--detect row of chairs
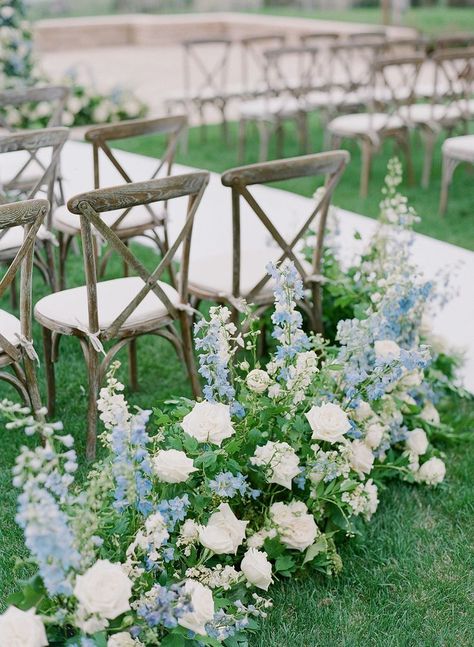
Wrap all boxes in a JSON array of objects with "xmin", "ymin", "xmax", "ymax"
[{"xmin": 0, "ymin": 114, "xmax": 349, "ymax": 458}]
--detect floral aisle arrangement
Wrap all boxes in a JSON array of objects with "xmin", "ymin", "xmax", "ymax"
[
  {"xmin": 0, "ymin": 0, "xmax": 148, "ymax": 127},
  {"xmin": 0, "ymin": 160, "xmax": 466, "ymax": 646}
]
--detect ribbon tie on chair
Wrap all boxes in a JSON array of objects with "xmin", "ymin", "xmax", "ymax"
[
  {"xmin": 15, "ymin": 334, "xmax": 40, "ymax": 365},
  {"xmin": 74, "ymin": 321, "xmax": 106, "ymax": 355}
]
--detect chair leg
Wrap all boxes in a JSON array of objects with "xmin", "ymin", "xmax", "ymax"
[
  {"xmin": 86, "ymin": 344, "xmax": 100, "ymax": 461},
  {"xmin": 257, "ymin": 120, "xmax": 271, "ymax": 162},
  {"xmin": 42, "ymin": 327, "xmax": 56, "ymax": 416},
  {"xmin": 276, "ymin": 122, "xmax": 284, "ymax": 158},
  {"xmin": 420, "ymin": 128, "xmax": 436, "ymax": 189},
  {"xmin": 23, "ymin": 355, "xmax": 43, "ymax": 416},
  {"xmin": 179, "ymin": 310, "xmax": 201, "ymax": 399},
  {"xmin": 359, "ymin": 139, "xmax": 372, "ymax": 198},
  {"xmin": 128, "ymin": 338, "xmax": 138, "ymax": 391},
  {"xmin": 10, "ymin": 274, "xmax": 18, "ymax": 310},
  {"xmin": 238, "ymin": 118, "xmax": 247, "ymax": 163},
  {"xmin": 439, "ymin": 154, "xmax": 460, "ymax": 217},
  {"xmin": 297, "ymin": 112, "xmax": 309, "ymax": 154},
  {"xmin": 397, "ymin": 128, "xmax": 415, "ymax": 187}
]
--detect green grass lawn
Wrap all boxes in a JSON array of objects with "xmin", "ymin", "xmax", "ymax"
[{"xmin": 0, "ymin": 121, "xmax": 473, "ymax": 646}]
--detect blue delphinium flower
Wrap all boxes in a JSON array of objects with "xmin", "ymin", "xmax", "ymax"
[
  {"xmin": 137, "ymin": 583, "xmax": 192, "ymax": 629},
  {"xmin": 157, "ymin": 494, "xmax": 190, "ymax": 530},
  {"xmin": 209, "ymin": 471, "xmax": 251, "ymax": 498}
]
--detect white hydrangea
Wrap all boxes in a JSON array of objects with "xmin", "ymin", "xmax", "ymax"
[{"xmin": 342, "ymin": 479, "xmax": 379, "ymax": 520}]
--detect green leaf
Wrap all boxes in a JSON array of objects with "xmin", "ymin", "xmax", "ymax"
[
  {"xmin": 275, "ymin": 555, "xmax": 296, "ymax": 573},
  {"xmin": 161, "ymin": 634, "xmax": 186, "ymax": 647},
  {"xmin": 303, "ymin": 535, "xmax": 328, "ymax": 565},
  {"xmin": 6, "ymin": 574, "xmax": 45, "ymax": 610}
]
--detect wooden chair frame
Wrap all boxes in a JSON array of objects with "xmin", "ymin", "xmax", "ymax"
[
  {"xmin": 0, "ymin": 127, "xmax": 69, "ymax": 291},
  {"xmin": 240, "ymin": 34, "xmax": 287, "ymax": 96},
  {"xmin": 0, "ymin": 199, "xmax": 48, "ymax": 411},
  {"xmin": 37, "ymin": 172, "xmax": 209, "ymax": 458},
  {"xmin": 57, "ymin": 115, "xmax": 187, "ymax": 287},
  {"xmin": 299, "ymin": 31, "xmax": 340, "ymax": 47},
  {"xmin": 191, "ymin": 151, "xmax": 349, "ymax": 334}
]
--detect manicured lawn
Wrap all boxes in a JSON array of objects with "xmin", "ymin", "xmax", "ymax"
[{"xmin": 0, "ymin": 122, "xmax": 472, "ymax": 647}]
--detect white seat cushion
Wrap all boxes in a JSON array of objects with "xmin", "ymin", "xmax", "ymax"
[
  {"xmin": 0, "ymin": 309, "xmax": 21, "ymax": 353},
  {"xmin": 240, "ymin": 96, "xmax": 302, "ymax": 120},
  {"xmin": 398, "ymin": 102, "xmax": 464, "ymax": 125},
  {"xmin": 52, "ymin": 204, "xmax": 160, "ymax": 236},
  {"xmin": 442, "ymin": 135, "xmax": 474, "ymax": 164},
  {"xmin": 328, "ymin": 112, "xmax": 403, "ymax": 137},
  {"xmin": 0, "ymin": 225, "xmax": 52, "ymax": 258},
  {"xmin": 188, "ymin": 250, "xmax": 311, "ymax": 300},
  {"xmin": 34, "ymin": 276, "xmax": 180, "ymax": 333}
]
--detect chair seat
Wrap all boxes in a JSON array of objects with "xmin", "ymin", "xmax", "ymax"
[
  {"xmin": 34, "ymin": 276, "xmax": 180, "ymax": 334},
  {"xmin": 188, "ymin": 251, "xmax": 311, "ymax": 301},
  {"xmin": 328, "ymin": 112, "xmax": 404, "ymax": 137},
  {"xmin": 0, "ymin": 225, "xmax": 52, "ymax": 259},
  {"xmin": 442, "ymin": 135, "xmax": 474, "ymax": 164},
  {"xmin": 52, "ymin": 204, "xmax": 161, "ymax": 237},
  {"xmin": 398, "ymin": 102, "xmax": 464, "ymax": 125},
  {"xmin": 0, "ymin": 309, "xmax": 21, "ymax": 353},
  {"xmin": 240, "ymin": 96, "xmax": 302, "ymax": 120}
]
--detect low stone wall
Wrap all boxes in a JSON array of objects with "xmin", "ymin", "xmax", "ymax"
[{"xmin": 34, "ymin": 12, "xmax": 415, "ymax": 52}]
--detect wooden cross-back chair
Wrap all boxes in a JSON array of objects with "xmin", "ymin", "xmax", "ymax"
[
  {"xmin": 240, "ymin": 33, "xmax": 286, "ymax": 97},
  {"xmin": 188, "ymin": 150, "xmax": 349, "ymax": 334},
  {"xmin": 238, "ymin": 46, "xmax": 318, "ymax": 162},
  {"xmin": 299, "ymin": 31, "xmax": 340, "ymax": 47},
  {"xmin": 346, "ymin": 30, "xmax": 387, "ymax": 44},
  {"xmin": 53, "ymin": 115, "xmax": 188, "ymax": 288},
  {"xmin": 0, "ymin": 127, "xmax": 69, "ymax": 291},
  {"xmin": 327, "ymin": 54, "xmax": 421, "ymax": 196},
  {"xmin": 0, "ymin": 85, "xmax": 70, "ymax": 203},
  {"xmin": 0, "ymin": 198, "xmax": 48, "ymax": 412},
  {"xmin": 400, "ymin": 47, "xmax": 474, "ymax": 187},
  {"xmin": 35, "ymin": 171, "xmax": 209, "ymax": 458}
]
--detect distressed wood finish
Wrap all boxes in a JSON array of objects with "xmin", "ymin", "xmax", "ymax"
[
  {"xmin": 190, "ymin": 151, "xmax": 349, "ymax": 335},
  {"xmin": 37, "ymin": 172, "xmax": 209, "ymax": 459},
  {"xmin": 0, "ymin": 199, "xmax": 48, "ymax": 413}
]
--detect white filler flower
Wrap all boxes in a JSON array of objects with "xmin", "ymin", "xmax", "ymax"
[
  {"xmin": 178, "ymin": 580, "xmax": 215, "ymax": 636},
  {"xmin": 152, "ymin": 449, "xmax": 197, "ymax": 483},
  {"xmin": 74, "ymin": 560, "xmax": 132, "ymax": 619},
  {"xmin": 305, "ymin": 402, "xmax": 351, "ymax": 443},
  {"xmin": 0, "ymin": 606, "xmax": 48, "ymax": 647},
  {"xmin": 241, "ymin": 548, "xmax": 272, "ymax": 590},
  {"xmin": 181, "ymin": 401, "xmax": 234, "ymax": 446}
]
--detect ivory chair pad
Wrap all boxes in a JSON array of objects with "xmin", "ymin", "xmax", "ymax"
[
  {"xmin": 0, "ymin": 224, "xmax": 53, "ymax": 256},
  {"xmin": 34, "ymin": 276, "xmax": 180, "ymax": 333},
  {"xmin": 328, "ymin": 112, "xmax": 404, "ymax": 137},
  {"xmin": 442, "ymin": 135, "xmax": 474, "ymax": 163},
  {"xmin": 239, "ymin": 96, "xmax": 302, "ymax": 120},
  {"xmin": 52, "ymin": 204, "xmax": 160, "ymax": 236},
  {"xmin": 0, "ymin": 309, "xmax": 21, "ymax": 352},
  {"xmin": 188, "ymin": 250, "xmax": 312, "ymax": 300},
  {"xmin": 398, "ymin": 103, "xmax": 463, "ymax": 124}
]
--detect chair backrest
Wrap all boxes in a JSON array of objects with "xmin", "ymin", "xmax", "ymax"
[
  {"xmin": 221, "ymin": 150, "xmax": 349, "ymax": 303},
  {"xmin": 263, "ymin": 46, "xmax": 329, "ymax": 99},
  {"xmin": 328, "ymin": 41, "xmax": 384, "ymax": 96},
  {"xmin": 67, "ymin": 172, "xmax": 209, "ymax": 341},
  {"xmin": 85, "ymin": 115, "xmax": 187, "ymax": 231},
  {"xmin": 373, "ymin": 54, "xmax": 425, "ymax": 121},
  {"xmin": 382, "ymin": 37, "xmax": 428, "ymax": 58},
  {"xmin": 240, "ymin": 34, "xmax": 286, "ymax": 93},
  {"xmin": 0, "ymin": 85, "xmax": 70, "ymax": 131},
  {"xmin": 182, "ymin": 38, "xmax": 232, "ymax": 100},
  {"xmin": 0, "ymin": 127, "xmax": 69, "ymax": 229},
  {"xmin": 299, "ymin": 31, "xmax": 340, "ymax": 47},
  {"xmin": 432, "ymin": 33, "xmax": 474, "ymax": 52},
  {"xmin": 431, "ymin": 47, "xmax": 474, "ymax": 119},
  {"xmin": 0, "ymin": 198, "xmax": 48, "ymax": 361},
  {"xmin": 346, "ymin": 30, "xmax": 387, "ymax": 44}
]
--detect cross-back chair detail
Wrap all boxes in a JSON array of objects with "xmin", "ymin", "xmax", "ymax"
[
  {"xmin": 299, "ymin": 31, "xmax": 340, "ymax": 47},
  {"xmin": 214, "ymin": 151, "xmax": 349, "ymax": 333},
  {"xmin": 35, "ymin": 172, "xmax": 209, "ymax": 458},
  {"xmin": 240, "ymin": 34, "xmax": 287, "ymax": 96},
  {"xmin": 0, "ymin": 127, "xmax": 69, "ymax": 290},
  {"xmin": 0, "ymin": 198, "xmax": 48, "ymax": 411}
]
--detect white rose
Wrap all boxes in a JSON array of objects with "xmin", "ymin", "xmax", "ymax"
[
  {"xmin": 199, "ymin": 503, "xmax": 247, "ymax": 554},
  {"xmin": 107, "ymin": 633, "xmax": 137, "ymax": 647},
  {"xmin": 74, "ymin": 560, "xmax": 132, "ymax": 619},
  {"xmin": 250, "ymin": 441, "xmax": 300, "ymax": 489},
  {"xmin": 417, "ymin": 457, "xmax": 446, "ymax": 485},
  {"xmin": 400, "ymin": 369, "xmax": 423, "ymax": 388},
  {"xmin": 270, "ymin": 501, "xmax": 318, "ymax": 551},
  {"xmin": 420, "ymin": 401, "xmax": 440, "ymax": 425},
  {"xmin": 352, "ymin": 400, "xmax": 373, "ymax": 423},
  {"xmin": 305, "ymin": 402, "xmax": 351, "ymax": 443},
  {"xmin": 374, "ymin": 339, "xmax": 401, "ymax": 363},
  {"xmin": 241, "ymin": 548, "xmax": 272, "ymax": 591},
  {"xmin": 178, "ymin": 580, "xmax": 214, "ymax": 636},
  {"xmin": 349, "ymin": 440, "xmax": 374, "ymax": 476},
  {"xmin": 0, "ymin": 606, "xmax": 48, "ymax": 647},
  {"xmin": 152, "ymin": 449, "xmax": 197, "ymax": 483},
  {"xmin": 246, "ymin": 369, "xmax": 271, "ymax": 393},
  {"xmin": 181, "ymin": 401, "xmax": 234, "ymax": 446},
  {"xmin": 406, "ymin": 428, "xmax": 428, "ymax": 456},
  {"xmin": 365, "ymin": 422, "xmax": 385, "ymax": 449}
]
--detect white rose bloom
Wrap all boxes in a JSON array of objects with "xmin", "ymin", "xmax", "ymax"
[
  {"xmin": 74, "ymin": 560, "xmax": 132, "ymax": 619},
  {"xmin": 246, "ymin": 369, "xmax": 271, "ymax": 393},
  {"xmin": 406, "ymin": 428, "xmax": 428, "ymax": 456},
  {"xmin": 241, "ymin": 548, "xmax": 272, "ymax": 591},
  {"xmin": 349, "ymin": 440, "xmax": 374, "ymax": 476},
  {"xmin": 420, "ymin": 401, "xmax": 440, "ymax": 425},
  {"xmin": 152, "ymin": 449, "xmax": 197, "ymax": 483},
  {"xmin": 417, "ymin": 457, "xmax": 446, "ymax": 485},
  {"xmin": 374, "ymin": 339, "xmax": 401, "ymax": 363},
  {"xmin": 365, "ymin": 422, "xmax": 385, "ymax": 449},
  {"xmin": 181, "ymin": 401, "xmax": 234, "ymax": 446},
  {"xmin": 270, "ymin": 501, "xmax": 319, "ymax": 551},
  {"xmin": 268, "ymin": 383, "xmax": 281, "ymax": 399},
  {"xmin": 363, "ymin": 479, "xmax": 379, "ymax": 520},
  {"xmin": 178, "ymin": 580, "xmax": 214, "ymax": 636},
  {"xmin": 107, "ymin": 633, "xmax": 138, "ymax": 647},
  {"xmin": 305, "ymin": 402, "xmax": 351, "ymax": 443},
  {"xmin": 0, "ymin": 606, "xmax": 48, "ymax": 647},
  {"xmin": 250, "ymin": 441, "xmax": 300, "ymax": 489},
  {"xmin": 352, "ymin": 400, "xmax": 374, "ymax": 423},
  {"xmin": 400, "ymin": 369, "xmax": 423, "ymax": 388},
  {"xmin": 199, "ymin": 503, "xmax": 247, "ymax": 554}
]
